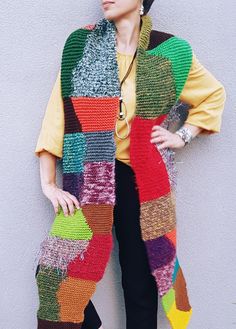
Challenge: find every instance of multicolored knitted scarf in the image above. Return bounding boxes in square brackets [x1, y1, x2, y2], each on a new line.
[35, 14, 194, 329]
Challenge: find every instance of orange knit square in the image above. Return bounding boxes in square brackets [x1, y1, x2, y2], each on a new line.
[57, 277, 96, 323]
[71, 97, 119, 132]
[165, 229, 176, 247]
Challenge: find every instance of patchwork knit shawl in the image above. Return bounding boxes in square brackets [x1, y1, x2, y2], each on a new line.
[35, 14, 194, 329]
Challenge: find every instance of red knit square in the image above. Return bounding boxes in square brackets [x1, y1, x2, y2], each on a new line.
[130, 115, 170, 202]
[68, 233, 113, 282]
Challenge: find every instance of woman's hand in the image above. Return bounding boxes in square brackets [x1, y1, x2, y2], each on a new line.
[150, 125, 185, 150]
[38, 150, 81, 217]
[42, 182, 81, 217]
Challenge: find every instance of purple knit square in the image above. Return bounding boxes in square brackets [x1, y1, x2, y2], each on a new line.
[63, 172, 84, 201]
[145, 236, 176, 271]
[80, 161, 115, 205]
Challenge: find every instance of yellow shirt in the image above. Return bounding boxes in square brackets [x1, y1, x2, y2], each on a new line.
[35, 51, 226, 166]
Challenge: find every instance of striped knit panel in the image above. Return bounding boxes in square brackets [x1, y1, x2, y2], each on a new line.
[35, 20, 119, 328]
[130, 37, 193, 329]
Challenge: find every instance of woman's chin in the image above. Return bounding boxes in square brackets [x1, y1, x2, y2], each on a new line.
[103, 13, 114, 21]
[103, 11, 120, 22]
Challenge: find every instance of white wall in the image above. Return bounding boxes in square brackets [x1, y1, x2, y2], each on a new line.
[0, 1, 235, 328]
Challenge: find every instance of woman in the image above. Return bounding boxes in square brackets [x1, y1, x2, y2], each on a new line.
[34, 1, 226, 329]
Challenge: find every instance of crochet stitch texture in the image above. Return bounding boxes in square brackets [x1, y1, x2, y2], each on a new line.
[35, 14, 193, 329]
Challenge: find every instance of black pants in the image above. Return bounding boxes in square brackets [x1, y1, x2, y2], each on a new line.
[35, 159, 158, 329]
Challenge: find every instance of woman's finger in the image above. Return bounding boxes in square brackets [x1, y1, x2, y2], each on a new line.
[157, 141, 170, 150]
[151, 129, 166, 137]
[64, 191, 80, 209]
[62, 195, 76, 216]
[151, 135, 167, 143]
[152, 125, 167, 132]
[57, 197, 69, 217]
[51, 198, 60, 214]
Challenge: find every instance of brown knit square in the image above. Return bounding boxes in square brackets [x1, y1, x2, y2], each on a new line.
[173, 267, 191, 311]
[82, 204, 113, 234]
[140, 192, 176, 240]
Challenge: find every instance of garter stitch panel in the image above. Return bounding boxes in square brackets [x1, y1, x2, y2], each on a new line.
[35, 14, 194, 329]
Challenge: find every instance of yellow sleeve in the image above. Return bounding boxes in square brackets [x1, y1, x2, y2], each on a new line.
[180, 51, 226, 135]
[34, 69, 64, 158]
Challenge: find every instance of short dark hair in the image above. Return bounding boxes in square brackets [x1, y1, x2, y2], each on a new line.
[143, 0, 155, 15]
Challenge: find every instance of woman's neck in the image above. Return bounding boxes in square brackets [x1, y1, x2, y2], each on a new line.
[114, 14, 142, 55]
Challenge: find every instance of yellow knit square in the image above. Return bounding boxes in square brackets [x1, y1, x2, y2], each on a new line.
[167, 301, 193, 329]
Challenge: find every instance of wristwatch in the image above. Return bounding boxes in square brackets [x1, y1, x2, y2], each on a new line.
[175, 126, 193, 146]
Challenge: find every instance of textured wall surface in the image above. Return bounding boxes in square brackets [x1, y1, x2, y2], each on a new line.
[0, 1, 235, 328]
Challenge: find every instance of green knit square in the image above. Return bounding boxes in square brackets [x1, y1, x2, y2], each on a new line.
[162, 287, 175, 313]
[36, 266, 65, 321]
[136, 48, 176, 118]
[49, 207, 93, 240]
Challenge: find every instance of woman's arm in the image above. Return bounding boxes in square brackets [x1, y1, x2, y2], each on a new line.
[181, 51, 226, 135]
[35, 70, 80, 216]
[39, 150, 80, 216]
[150, 51, 226, 149]
[150, 122, 203, 150]
[35, 70, 64, 159]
